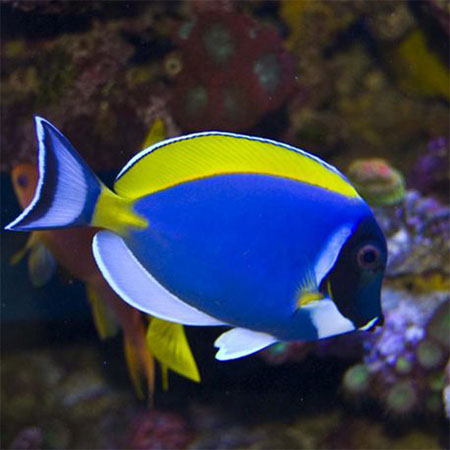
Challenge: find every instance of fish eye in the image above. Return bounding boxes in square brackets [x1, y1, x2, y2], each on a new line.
[17, 174, 28, 188]
[356, 244, 380, 270]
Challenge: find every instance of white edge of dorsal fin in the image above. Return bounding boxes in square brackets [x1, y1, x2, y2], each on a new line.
[92, 231, 224, 326]
[214, 327, 277, 360]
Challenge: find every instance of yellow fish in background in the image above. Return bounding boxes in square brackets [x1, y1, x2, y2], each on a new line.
[9, 119, 200, 401]
[387, 28, 450, 101]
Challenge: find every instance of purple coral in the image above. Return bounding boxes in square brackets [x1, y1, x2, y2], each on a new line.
[8, 426, 43, 450]
[408, 136, 450, 202]
[343, 289, 449, 416]
[373, 190, 450, 279]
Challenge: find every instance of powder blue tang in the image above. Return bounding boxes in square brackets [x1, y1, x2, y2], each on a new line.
[5, 118, 387, 360]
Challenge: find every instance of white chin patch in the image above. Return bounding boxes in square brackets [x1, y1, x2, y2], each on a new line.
[302, 299, 355, 339]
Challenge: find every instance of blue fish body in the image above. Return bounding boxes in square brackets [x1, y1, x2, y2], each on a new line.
[128, 173, 372, 340]
[6, 118, 387, 360]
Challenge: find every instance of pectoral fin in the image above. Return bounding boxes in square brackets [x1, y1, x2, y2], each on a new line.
[10, 233, 56, 287]
[146, 317, 200, 383]
[214, 328, 277, 361]
[28, 241, 57, 287]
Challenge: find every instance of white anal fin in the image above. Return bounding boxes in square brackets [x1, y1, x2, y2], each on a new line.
[92, 231, 224, 326]
[214, 328, 277, 361]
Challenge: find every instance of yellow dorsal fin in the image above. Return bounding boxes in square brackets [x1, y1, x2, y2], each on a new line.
[114, 133, 359, 200]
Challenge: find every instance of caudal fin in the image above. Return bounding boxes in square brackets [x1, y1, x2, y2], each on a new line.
[6, 117, 103, 231]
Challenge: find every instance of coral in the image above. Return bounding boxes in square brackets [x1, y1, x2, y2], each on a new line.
[3, 0, 98, 15]
[121, 410, 194, 450]
[365, 1, 416, 42]
[444, 359, 450, 419]
[285, 39, 449, 168]
[409, 0, 450, 43]
[260, 341, 312, 365]
[343, 288, 449, 416]
[280, 0, 358, 58]
[347, 158, 406, 206]
[1, 13, 178, 172]
[260, 332, 364, 367]
[168, 10, 295, 131]
[190, 405, 444, 450]
[342, 363, 370, 396]
[374, 191, 450, 281]
[408, 136, 450, 202]
[1, 345, 132, 449]
[8, 426, 43, 450]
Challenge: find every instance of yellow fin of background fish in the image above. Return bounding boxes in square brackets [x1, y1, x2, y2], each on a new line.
[123, 328, 156, 404]
[160, 363, 169, 392]
[142, 118, 166, 149]
[114, 133, 359, 200]
[389, 29, 449, 101]
[146, 318, 201, 383]
[124, 334, 146, 400]
[9, 233, 39, 265]
[86, 284, 119, 340]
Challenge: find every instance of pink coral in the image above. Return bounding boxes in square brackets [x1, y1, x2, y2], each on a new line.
[169, 10, 296, 131]
[122, 410, 193, 450]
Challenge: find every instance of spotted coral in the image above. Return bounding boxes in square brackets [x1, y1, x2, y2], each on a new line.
[168, 10, 295, 131]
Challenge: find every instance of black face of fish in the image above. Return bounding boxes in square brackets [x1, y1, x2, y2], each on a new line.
[324, 215, 387, 329]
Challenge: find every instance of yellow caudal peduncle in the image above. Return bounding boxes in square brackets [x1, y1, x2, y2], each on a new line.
[92, 187, 148, 235]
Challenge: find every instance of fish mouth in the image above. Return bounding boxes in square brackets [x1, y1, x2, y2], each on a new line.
[358, 315, 384, 332]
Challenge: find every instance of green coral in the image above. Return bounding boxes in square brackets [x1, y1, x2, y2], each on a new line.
[343, 364, 369, 394]
[386, 381, 417, 414]
[347, 158, 406, 206]
[35, 49, 76, 107]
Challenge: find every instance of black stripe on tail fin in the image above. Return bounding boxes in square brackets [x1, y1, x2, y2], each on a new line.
[6, 117, 103, 231]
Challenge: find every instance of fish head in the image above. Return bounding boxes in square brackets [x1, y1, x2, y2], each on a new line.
[324, 214, 387, 331]
[11, 163, 39, 209]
